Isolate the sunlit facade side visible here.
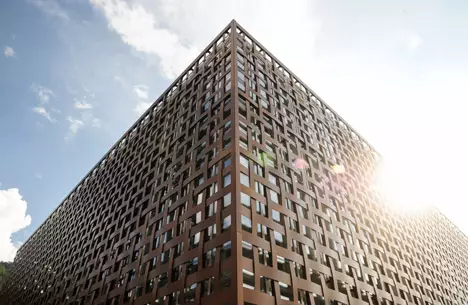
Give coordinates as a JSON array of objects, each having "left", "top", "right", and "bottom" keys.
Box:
[{"left": 2, "top": 20, "right": 468, "bottom": 305}]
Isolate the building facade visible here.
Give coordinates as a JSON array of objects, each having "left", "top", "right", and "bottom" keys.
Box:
[{"left": 2, "top": 20, "right": 468, "bottom": 305}]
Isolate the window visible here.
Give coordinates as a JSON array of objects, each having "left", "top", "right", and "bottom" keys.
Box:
[
  {"left": 206, "top": 202, "right": 217, "bottom": 217},
  {"left": 242, "top": 241, "right": 253, "bottom": 259},
  {"left": 242, "top": 269, "right": 255, "bottom": 290},
  {"left": 127, "top": 269, "right": 136, "bottom": 281},
  {"left": 277, "top": 256, "right": 290, "bottom": 274},
  {"left": 240, "top": 155, "right": 249, "bottom": 168},
  {"left": 254, "top": 163, "right": 264, "bottom": 177},
  {"left": 274, "top": 231, "right": 287, "bottom": 248},
  {"left": 268, "top": 173, "right": 278, "bottom": 186},
  {"left": 222, "top": 215, "right": 232, "bottom": 231},
  {"left": 203, "top": 248, "right": 216, "bottom": 267},
  {"left": 220, "top": 271, "right": 232, "bottom": 288},
  {"left": 192, "top": 211, "right": 202, "bottom": 225},
  {"left": 172, "top": 265, "right": 182, "bottom": 282},
  {"left": 223, "top": 174, "right": 231, "bottom": 187},
  {"left": 201, "top": 277, "right": 215, "bottom": 297},
  {"left": 161, "top": 249, "right": 171, "bottom": 264},
  {"left": 221, "top": 241, "right": 232, "bottom": 261},
  {"left": 184, "top": 283, "right": 197, "bottom": 303},
  {"left": 272, "top": 209, "right": 281, "bottom": 223},
  {"left": 241, "top": 215, "right": 252, "bottom": 232},
  {"left": 270, "top": 190, "right": 279, "bottom": 204},
  {"left": 223, "top": 157, "right": 231, "bottom": 168},
  {"left": 258, "top": 248, "right": 273, "bottom": 267},
  {"left": 157, "top": 272, "right": 168, "bottom": 288},
  {"left": 204, "top": 224, "right": 216, "bottom": 242},
  {"left": 223, "top": 193, "right": 231, "bottom": 208},
  {"left": 279, "top": 282, "right": 293, "bottom": 301},
  {"left": 298, "top": 289, "right": 311, "bottom": 305},
  {"left": 260, "top": 276, "right": 275, "bottom": 296},
  {"left": 240, "top": 173, "right": 250, "bottom": 187},
  {"left": 195, "top": 192, "right": 203, "bottom": 206},
  {"left": 257, "top": 224, "right": 270, "bottom": 241},
  {"left": 145, "top": 278, "right": 155, "bottom": 293},
  {"left": 256, "top": 201, "right": 267, "bottom": 216},
  {"left": 187, "top": 257, "right": 198, "bottom": 275},
  {"left": 255, "top": 181, "right": 265, "bottom": 196},
  {"left": 189, "top": 232, "right": 200, "bottom": 249},
  {"left": 240, "top": 192, "right": 250, "bottom": 208}
]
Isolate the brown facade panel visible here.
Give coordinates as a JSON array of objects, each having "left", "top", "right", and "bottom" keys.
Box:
[{"left": 1, "top": 20, "right": 467, "bottom": 305}]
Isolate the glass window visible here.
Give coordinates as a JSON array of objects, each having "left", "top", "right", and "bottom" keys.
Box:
[
  {"left": 268, "top": 173, "right": 278, "bottom": 186},
  {"left": 240, "top": 154, "right": 249, "bottom": 168},
  {"left": 242, "top": 241, "right": 253, "bottom": 259},
  {"left": 220, "top": 271, "right": 231, "bottom": 288},
  {"left": 277, "top": 256, "right": 290, "bottom": 274},
  {"left": 223, "top": 193, "right": 231, "bottom": 208},
  {"left": 240, "top": 192, "right": 250, "bottom": 208},
  {"left": 201, "top": 277, "right": 215, "bottom": 297},
  {"left": 240, "top": 173, "right": 250, "bottom": 187},
  {"left": 270, "top": 190, "right": 279, "bottom": 204},
  {"left": 272, "top": 209, "right": 281, "bottom": 223},
  {"left": 222, "top": 215, "right": 232, "bottom": 231},
  {"left": 259, "top": 248, "right": 273, "bottom": 267},
  {"left": 184, "top": 283, "right": 197, "bottom": 303},
  {"left": 203, "top": 248, "right": 216, "bottom": 267},
  {"left": 241, "top": 215, "right": 252, "bottom": 232},
  {"left": 221, "top": 241, "right": 232, "bottom": 261},
  {"left": 223, "top": 174, "right": 232, "bottom": 187},
  {"left": 279, "top": 282, "right": 293, "bottom": 301},
  {"left": 242, "top": 269, "right": 255, "bottom": 290},
  {"left": 274, "top": 231, "right": 286, "bottom": 248},
  {"left": 223, "top": 157, "right": 231, "bottom": 168},
  {"left": 187, "top": 257, "right": 198, "bottom": 275},
  {"left": 260, "top": 276, "right": 275, "bottom": 296}
]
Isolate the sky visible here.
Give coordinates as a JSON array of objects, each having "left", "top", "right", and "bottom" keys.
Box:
[{"left": 0, "top": 0, "right": 467, "bottom": 262}]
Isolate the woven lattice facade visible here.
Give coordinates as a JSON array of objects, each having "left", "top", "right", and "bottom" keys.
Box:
[{"left": 1, "top": 20, "right": 467, "bottom": 305}]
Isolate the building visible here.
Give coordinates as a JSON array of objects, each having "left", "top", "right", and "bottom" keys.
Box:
[{"left": 2, "top": 20, "right": 468, "bottom": 305}]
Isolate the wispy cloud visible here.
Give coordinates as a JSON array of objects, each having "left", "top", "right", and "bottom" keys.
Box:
[
  {"left": 74, "top": 99, "right": 93, "bottom": 109},
  {"left": 28, "top": 0, "right": 69, "bottom": 20},
  {"left": 133, "top": 84, "right": 149, "bottom": 99},
  {"left": 4, "top": 46, "right": 15, "bottom": 58},
  {"left": 32, "top": 106, "right": 55, "bottom": 122},
  {"left": 31, "top": 83, "right": 55, "bottom": 104},
  {"left": 34, "top": 173, "right": 43, "bottom": 180},
  {"left": 134, "top": 102, "right": 151, "bottom": 115},
  {"left": 90, "top": 0, "right": 198, "bottom": 79},
  {"left": 65, "top": 112, "right": 101, "bottom": 140},
  {"left": 67, "top": 116, "right": 84, "bottom": 134}
]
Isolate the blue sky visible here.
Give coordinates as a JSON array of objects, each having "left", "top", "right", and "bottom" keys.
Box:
[{"left": 1, "top": 0, "right": 468, "bottom": 261}]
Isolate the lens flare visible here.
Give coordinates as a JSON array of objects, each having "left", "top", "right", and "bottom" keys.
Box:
[
  {"left": 293, "top": 158, "right": 309, "bottom": 169},
  {"left": 332, "top": 164, "right": 346, "bottom": 174}
]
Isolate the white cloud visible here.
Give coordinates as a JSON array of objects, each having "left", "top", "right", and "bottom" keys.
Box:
[
  {"left": 134, "top": 101, "right": 151, "bottom": 115},
  {"left": 32, "top": 106, "right": 55, "bottom": 122},
  {"left": 74, "top": 99, "right": 93, "bottom": 109},
  {"left": 31, "top": 83, "right": 55, "bottom": 104},
  {"left": 35, "top": 173, "right": 43, "bottom": 180},
  {"left": 28, "top": 0, "right": 69, "bottom": 20},
  {"left": 4, "top": 46, "right": 15, "bottom": 57},
  {"left": 67, "top": 116, "right": 85, "bottom": 134},
  {"left": 90, "top": 0, "right": 198, "bottom": 78},
  {"left": 65, "top": 112, "right": 101, "bottom": 140},
  {"left": 0, "top": 188, "right": 32, "bottom": 262},
  {"left": 133, "top": 84, "right": 149, "bottom": 100}
]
